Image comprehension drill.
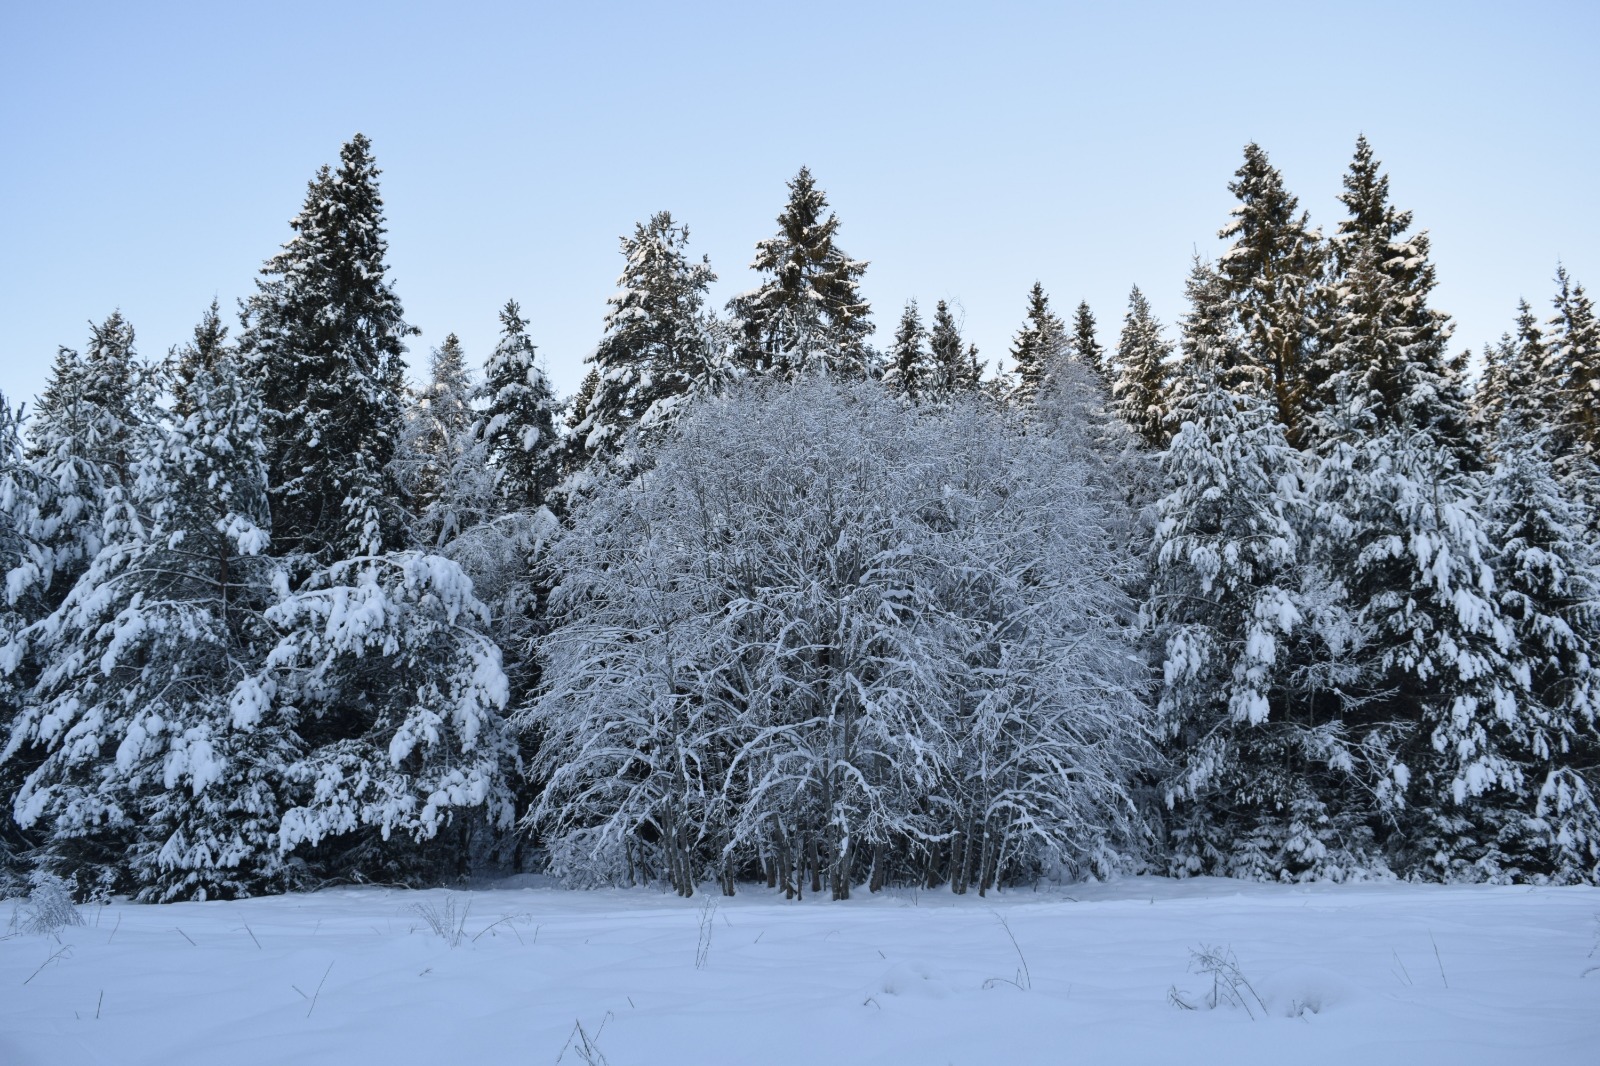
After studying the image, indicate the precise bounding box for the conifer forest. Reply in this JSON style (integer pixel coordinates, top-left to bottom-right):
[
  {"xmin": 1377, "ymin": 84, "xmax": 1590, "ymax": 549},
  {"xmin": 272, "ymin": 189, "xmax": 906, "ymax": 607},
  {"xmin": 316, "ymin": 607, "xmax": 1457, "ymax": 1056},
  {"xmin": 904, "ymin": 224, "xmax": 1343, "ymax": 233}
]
[{"xmin": 6, "ymin": 131, "xmax": 1600, "ymax": 907}]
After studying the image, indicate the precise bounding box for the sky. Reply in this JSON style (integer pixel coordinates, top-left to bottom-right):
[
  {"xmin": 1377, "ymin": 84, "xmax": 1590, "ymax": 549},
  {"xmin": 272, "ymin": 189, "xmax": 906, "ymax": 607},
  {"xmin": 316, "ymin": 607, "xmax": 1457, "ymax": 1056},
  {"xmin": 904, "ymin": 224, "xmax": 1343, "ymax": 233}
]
[{"xmin": 2, "ymin": 0, "xmax": 1596, "ymax": 407}]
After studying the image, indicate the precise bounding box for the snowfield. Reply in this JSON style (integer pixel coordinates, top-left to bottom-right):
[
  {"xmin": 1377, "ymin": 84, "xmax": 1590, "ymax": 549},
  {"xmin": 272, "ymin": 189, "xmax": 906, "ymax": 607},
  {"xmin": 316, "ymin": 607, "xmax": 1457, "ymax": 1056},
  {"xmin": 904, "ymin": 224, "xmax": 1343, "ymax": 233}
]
[{"xmin": 2, "ymin": 877, "xmax": 1596, "ymax": 1065}]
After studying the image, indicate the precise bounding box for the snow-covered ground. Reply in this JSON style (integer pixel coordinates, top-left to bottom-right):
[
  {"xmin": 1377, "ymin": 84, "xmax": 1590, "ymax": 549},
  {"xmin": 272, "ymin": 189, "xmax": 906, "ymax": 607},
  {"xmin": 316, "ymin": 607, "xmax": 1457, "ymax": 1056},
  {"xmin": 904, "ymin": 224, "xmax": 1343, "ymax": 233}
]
[{"xmin": 1, "ymin": 876, "xmax": 1595, "ymax": 1065}]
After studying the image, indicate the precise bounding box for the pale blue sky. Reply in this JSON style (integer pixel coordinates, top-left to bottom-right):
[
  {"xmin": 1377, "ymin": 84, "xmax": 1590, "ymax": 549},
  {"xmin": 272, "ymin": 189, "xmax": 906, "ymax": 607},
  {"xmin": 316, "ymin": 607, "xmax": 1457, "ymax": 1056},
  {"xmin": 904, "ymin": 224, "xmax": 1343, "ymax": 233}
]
[{"xmin": 2, "ymin": 1, "xmax": 1595, "ymax": 406}]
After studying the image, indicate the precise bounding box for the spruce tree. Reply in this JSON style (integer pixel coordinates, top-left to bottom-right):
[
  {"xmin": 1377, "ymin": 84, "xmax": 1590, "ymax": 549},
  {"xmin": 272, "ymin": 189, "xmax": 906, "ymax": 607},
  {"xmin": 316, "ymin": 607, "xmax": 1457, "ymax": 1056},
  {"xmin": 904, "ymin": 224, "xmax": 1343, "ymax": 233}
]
[
  {"xmin": 727, "ymin": 167, "xmax": 872, "ymax": 379},
  {"xmin": 15, "ymin": 313, "xmax": 147, "ymax": 609},
  {"xmin": 1308, "ymin": 321, "xmax": 1523, "ymax": 876},
  {"xmin": 0, "ymin": 395, "xmax": 38, "ymax": 885},
  {"xmin": 1477, "ymin": 301, "xmax": 1546, "ymax": 440},
  {"xmin": 927, "ymin": 299, "xmax": 979, "ymax": 400},
  {"xmin": 1007, "ymin": 282, "xmax": 1066, "ymax": 405},
  {"xmin": 1308, "ymin": 136, "xmax": 1474, "ymax": 460},
  {"xmin": 1179, "ymin": 258, "xmax": 1271, "ymax": 400},
  {"xmin": 257, "ymin": 548, "xmax": 518, "ymax": 885},
  {"xmin": 240, "ymin": 133, "xmax": 415, "ymax": 564},
  {"xmin": 560, "ymin": 368, "xmax": 600, "ymax": 484},
  {"xmin": 478, "ymin": 300, "xmax": 560, "ymax": 511},
  {"xmin": 1483, "ymin": 426, "xmax": 1600, "ymax": 881},
  {"xmin": 2, "ymin": 343, "xmax": 290, "ymax": 900},
  {"xmin": 884, "ymin": 299, "xmax": 928, "ymax": 402},
  {"xmin": 1070, "ymin": 300, "xmax": 1106, "ymax": 380},
  {"xmin": 1215, "ymin": 143, "xmax": 1323, "ymax": 441},
  {"xmin": 170, "ymin": 300, "xmax": 230, "ymax": 418},
  {"xmin": 1300, "ymin": 149, "xmax": 1538, "ymax": 875},
  {"xmin": 1543, "ymin": 267, "xmax": 1600, "ymax": 512},
  {"xmin": 579, "ymin": 212, "xmax": 725, "ymax": 469},
  {"xmin": 1111, "ymin": 286, "xmax": 1172, "ymax": 448},
  {"xmin": 1153, "ymin": 284, "xmax": 1364, "ymax": 878},
  {"xmin": 962, "ymin": 345, "xmax": 984, "ymax": 393},
  {"xmin": 0, "ymin": 394, "xmax": 34, "ymax": 626},
  {"xmin": 399, "ymin": 333, "xmax": 492, "ymax": 549}
]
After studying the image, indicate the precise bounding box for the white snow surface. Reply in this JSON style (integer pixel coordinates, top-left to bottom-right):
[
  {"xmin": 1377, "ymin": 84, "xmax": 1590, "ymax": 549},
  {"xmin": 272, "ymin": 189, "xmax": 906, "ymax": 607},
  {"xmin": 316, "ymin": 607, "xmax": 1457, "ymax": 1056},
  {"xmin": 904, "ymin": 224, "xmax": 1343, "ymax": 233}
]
[{"xmin": 1, "ymin": 876, "xmax": 1595, "ymax": 1065}]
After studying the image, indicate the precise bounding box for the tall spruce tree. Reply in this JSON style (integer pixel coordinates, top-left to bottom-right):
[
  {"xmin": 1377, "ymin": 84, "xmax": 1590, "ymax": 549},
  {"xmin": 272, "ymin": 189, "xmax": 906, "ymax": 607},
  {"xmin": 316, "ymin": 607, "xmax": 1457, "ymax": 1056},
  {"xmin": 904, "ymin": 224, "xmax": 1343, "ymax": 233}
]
[
  {"xmin": 1308, "ymin": 137, "xmax": 1474, "ymax": 460},
  {"xmin": 578, "ymin": 212, "xmax": 726, "ymax": 469},
  {"xmin": 1111, "ymin": 286, "xmax": 1172, "ymax": 448},
  {"xmin": 727, "ymin": 167, "xmax": 872, "ymax": 379},
  {"xmin": 1007, "ymin": 282, "xmax": 1066, "ymax": 405},
  {"xmin": 1482, "ymin": 425, "xmax": 1600, "ymax": 881},
  {"xmin": 1216, "ymin": 143, "xmax": 1323, "ymax": 441},
  {"xmin": 884, "ymin": 299, "xmax": 928, "ymax": 401},
  {"xmin": 1307, "ymin": 251, "xmax": 1527, "ymax": 876},
  {"xmin": 1152, "ymin": 273, "xmax": 1369, "ymax": 878},
  {"xmin": 240, "ymin": 133, "xmax": 416, "ymax": 564},
  {"xmin": 478, "ymin": 300, "xmax": 560, "ymax": 511},
  {"xmin": 1301, "ymin": 155, "xmax": 1523, "ymax": 873}
]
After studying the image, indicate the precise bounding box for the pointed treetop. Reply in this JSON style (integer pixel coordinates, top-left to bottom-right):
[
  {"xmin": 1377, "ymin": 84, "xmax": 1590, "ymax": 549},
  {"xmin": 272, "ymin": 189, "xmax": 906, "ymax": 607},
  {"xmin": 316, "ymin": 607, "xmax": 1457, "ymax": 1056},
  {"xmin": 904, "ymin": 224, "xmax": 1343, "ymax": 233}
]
[
  {"xmin": 927, "ymin": 299, "xmax": 980, "ymax": 399},
  {"xmin": 1070, "ymin": 300, "xmax": 1105, "ymax": 379},
  {"xmin": 431, "ymin": 333, "xmax": 469, "ymax": 390},
  {"xmin": 1216, "ymin": 142, "xmax": 1324, "ymax": 441},
  {"xmin": 1113, "ymin": 285, "xmax": 1173, "ymax": 449},
  {"xmin": 885, "ymin": 299, "xmax": 928, "ymax": 401},
  {"xmin": 729, "ymin": 167, "xmax": 872, "ymax": 378},
  {"xmin": 1334, "ymin": 135, "xmax": 1411, "ymax": 254},
  {"xmin": 172, "ymin": 299, "xmax": 231, "ymax": 416},
  {"xmin": 1009, "ymin": 282, "xmax": 1066, "ymax": 405},
  {"xmin": 1544, "ymin": 265, "xmax": 1600, "ymax": 501},
  {"xmin": 581, "ymin": 210, "xmax": 725, "ymax": 469},
  {"xmin": 480, "ymin": 298, "xmax": 559, "ymax": 512},
  {"xmin": 241, "ymin": 133, "xmax": 414, "ymax": 562}
]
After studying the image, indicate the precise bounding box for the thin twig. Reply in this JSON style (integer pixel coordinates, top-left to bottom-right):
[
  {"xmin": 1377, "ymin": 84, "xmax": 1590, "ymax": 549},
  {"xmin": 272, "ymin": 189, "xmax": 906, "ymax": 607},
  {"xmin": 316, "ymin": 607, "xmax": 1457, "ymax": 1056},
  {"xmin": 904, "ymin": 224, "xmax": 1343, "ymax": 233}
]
[
  {"xmin": 306, "ymin": 961, "xmax": 334, "ymax": 1018},
  {"xmin": 96, "ymin": 989, "xmax": 103, "ymax": 1019},
  {"xmin": 242, "ymin": 923, "xmax": 262, "ymax": 950},
  {"xmin": 1429, "ymin": 931, "xmax": 1448, "ymax": 988},
  {"xmin": 175, "ymin": 927, "xmax": 196, "ymax": 947},
  {"xmin": 471, "ymin": 914, "xmax": 525, "ymax": 943},
  {"xmin": 106, "ymin": 913, "xmax": 121, "ymax": 945},
  {"xmin": 991, "ymin": 912, "xmax": 1031, "ymax": 990},
  {"xmin": 22, "ymin": 945, "xmax": 71, "ymax": 986}
]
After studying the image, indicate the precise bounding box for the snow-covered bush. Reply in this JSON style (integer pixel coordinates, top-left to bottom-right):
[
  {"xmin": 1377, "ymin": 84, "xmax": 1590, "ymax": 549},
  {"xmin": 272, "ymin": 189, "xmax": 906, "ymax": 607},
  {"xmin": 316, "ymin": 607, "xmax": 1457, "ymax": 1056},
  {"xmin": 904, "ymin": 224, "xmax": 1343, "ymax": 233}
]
[
  {"xmin": 7, "ymin": 872, "xmax": 83, "ymax": 935},
  {"xmin": 525, "ymin": 378, "xmax": 1152, "ymax": 897}
]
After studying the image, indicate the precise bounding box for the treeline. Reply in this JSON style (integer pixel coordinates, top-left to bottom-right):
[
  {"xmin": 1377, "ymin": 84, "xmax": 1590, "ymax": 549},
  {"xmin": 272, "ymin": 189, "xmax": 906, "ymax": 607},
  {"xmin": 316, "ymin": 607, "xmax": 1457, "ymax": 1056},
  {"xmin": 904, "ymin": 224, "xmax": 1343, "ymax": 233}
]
[{"xmin": 0, "ymin": 133, "xmax": 1595, "ymax": 902}]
